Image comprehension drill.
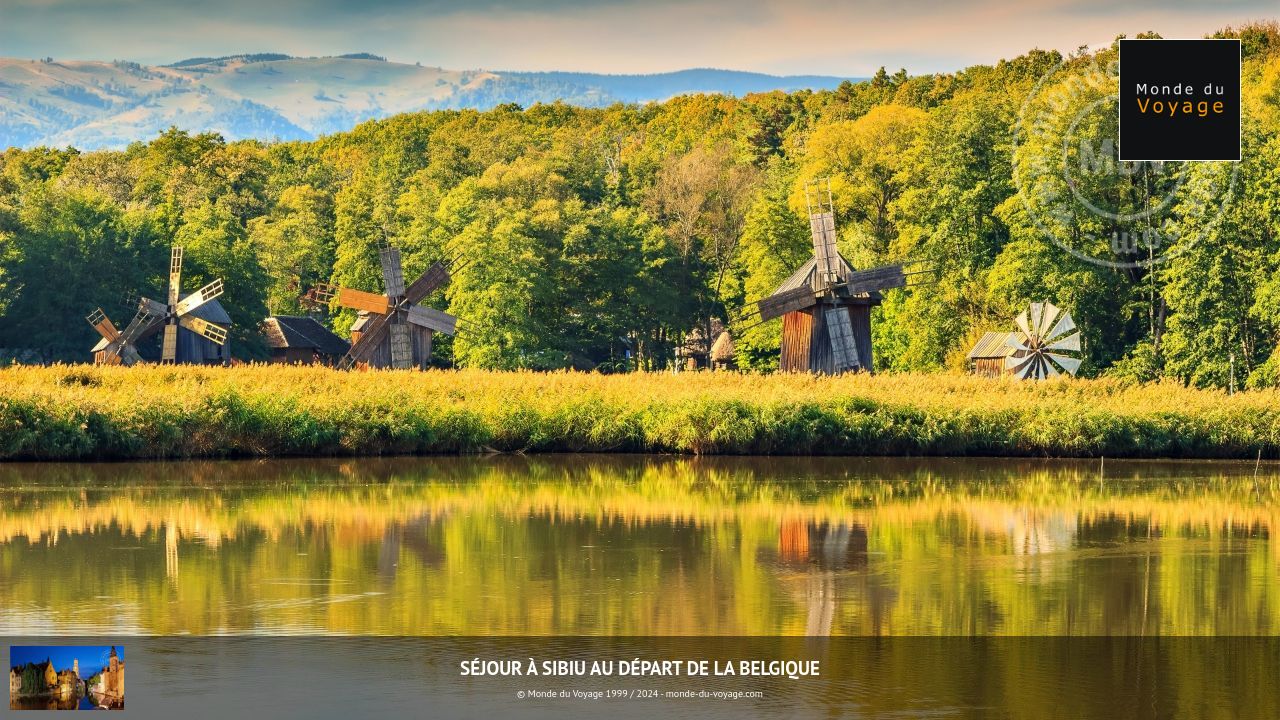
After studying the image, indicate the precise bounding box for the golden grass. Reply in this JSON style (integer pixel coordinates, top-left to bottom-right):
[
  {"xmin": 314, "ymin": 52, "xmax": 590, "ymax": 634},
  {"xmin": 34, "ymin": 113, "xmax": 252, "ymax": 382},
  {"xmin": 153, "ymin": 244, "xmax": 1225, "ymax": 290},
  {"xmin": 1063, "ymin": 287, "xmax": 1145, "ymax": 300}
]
[{"xmin": 2, "ymin": 364, "xmax": 1279, "ymax": 459}]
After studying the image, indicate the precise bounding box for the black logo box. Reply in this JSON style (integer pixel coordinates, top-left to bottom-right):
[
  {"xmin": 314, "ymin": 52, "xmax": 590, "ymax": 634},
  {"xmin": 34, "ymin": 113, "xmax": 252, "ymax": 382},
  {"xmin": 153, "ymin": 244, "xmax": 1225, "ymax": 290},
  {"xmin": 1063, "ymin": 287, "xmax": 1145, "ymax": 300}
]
[{"xmin": 1119, "ymin": 38, "xmax": 1241, "ymax": 162}]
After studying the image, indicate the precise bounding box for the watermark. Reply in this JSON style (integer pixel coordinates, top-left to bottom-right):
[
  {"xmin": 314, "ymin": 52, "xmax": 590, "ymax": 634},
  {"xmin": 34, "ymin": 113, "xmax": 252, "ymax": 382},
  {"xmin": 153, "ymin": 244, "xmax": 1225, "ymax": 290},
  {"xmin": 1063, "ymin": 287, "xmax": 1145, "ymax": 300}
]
[{"xmin": 1013, "ymin": 50, "xmax": 1238, "ymax": 269}]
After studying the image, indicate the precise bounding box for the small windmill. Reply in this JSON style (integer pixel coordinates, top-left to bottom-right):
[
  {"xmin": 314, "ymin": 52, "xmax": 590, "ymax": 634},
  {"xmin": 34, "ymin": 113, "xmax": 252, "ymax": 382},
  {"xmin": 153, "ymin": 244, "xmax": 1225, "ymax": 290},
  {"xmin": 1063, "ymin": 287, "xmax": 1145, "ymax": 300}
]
[
  {"xmin": 86, "ymin": 247, "xmax": 229, "ymax": 365},
  {"xmin": 753, "ymin": 180, "xmax": 928, "ymax": 374},
  {"xmin": 308, "ymin": 243, "xmax": 456, "ymax": 369},
  {"xmin": 1003, "ymin": 301, "xmax": 1082, "ymax": 379}
]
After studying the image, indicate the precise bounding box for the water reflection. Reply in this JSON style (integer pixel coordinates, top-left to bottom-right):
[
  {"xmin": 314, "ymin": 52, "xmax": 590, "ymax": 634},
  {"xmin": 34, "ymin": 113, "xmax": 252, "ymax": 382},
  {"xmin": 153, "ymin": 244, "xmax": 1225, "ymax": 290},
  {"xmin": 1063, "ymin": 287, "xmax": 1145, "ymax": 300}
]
[{"xmin": 0, "ymin": 456, "xmax": 1277, "ymax": 636}]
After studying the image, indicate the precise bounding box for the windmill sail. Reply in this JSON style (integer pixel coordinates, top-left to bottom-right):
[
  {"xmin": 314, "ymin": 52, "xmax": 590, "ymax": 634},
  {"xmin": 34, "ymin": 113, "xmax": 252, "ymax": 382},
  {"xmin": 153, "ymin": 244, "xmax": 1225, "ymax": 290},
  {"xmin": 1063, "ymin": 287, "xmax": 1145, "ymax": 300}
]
[
  {"xmin": 406, "ymin": 305, "xmax": 457, "ymax": 335},
  {"xmin": 380, "ymin": 246, "xmax": 406, "ymax": 299},
  {"xmin": 1003, "ymin": 301, "xmax": 1082, "ymax": 380},
  {"xmin": 388, "ymin": 322, "xmax": 414, "ymax": 369},
  {"xmin": 168, "ymin": 247, "xmax": 183, "ymax": 307},
  {"xmin": 825, "ymin": 307, "xmax": 860, "ymax": 372},
  {"xmin": 810, "ymin": 212, "xmax": 841, "ymax": 285}
]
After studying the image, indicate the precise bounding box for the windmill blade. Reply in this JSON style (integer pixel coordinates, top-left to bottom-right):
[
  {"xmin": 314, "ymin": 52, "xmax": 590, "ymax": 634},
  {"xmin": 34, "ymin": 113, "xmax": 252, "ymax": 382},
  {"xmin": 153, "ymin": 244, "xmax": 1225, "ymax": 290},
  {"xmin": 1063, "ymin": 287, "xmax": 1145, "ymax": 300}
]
[
  {"xmin": 824, "ymin": 307, "xmax": 860, "ymax": 372},
  {"xmin": 810, "ymin": 211, "xmax": 841, "ymax": 285},
  {"xmin": 119, "ymin": 304, "xmax": 163, "ymax": 344},
  {"xmin": 1003, "ymin": 333, "xmax": 1032, "ymax": 352},
  {"xmin": 343, "ymin": 312, "xmax": 392, "ymax": 367},
  {"xmin": 86, "ymin": 308, "xmax": 121, "ymax": 343},
  {"xmin": 1046, "ymin": 353, "xmax": 1082, "ymax": 376},
  {"xmin": 388, "ymin": 321, "xmax": 413, "ymax": 369},
  {"xmin": 1029, "ymin": 302, "xmax": 1044, "ymax": 339},
  {"xmin": 1041, "ymin": 357, "xmax": 1061, "ymax": 379},
  {"xmin": 1005, "ymin": 353, "xmax": 1036, "ymax": 372},
  {"xmin": 844, "ymin": 264, "xmax": 907, "ymax": 294},
  {"xmin": 1044, "ymin": 311, "xmax": 1076, "ymax": 343},
  {"xmin": 404, "ymin": 262, "xmax": 451, "ymax": 305},
  {"xmin": 379, "ymin": 246, "xmax": 406, "ymax": 299},
  {"xmin": 334, "ymin": 287, "xmax": 391, "ymax": 315},
  {"xmin": 405, "ymin": 305, "xmax": 457, "ymax": 335},
  {"xmin": 1014, "ymin": 309, "xmax": 1031, "ymax": 337},
  {"xmin": 757, "ymin": 286, "xmax": 818, "ymax": 321},
  {"xmin": 1037, "ymin": 302, "xmax": 1060, "ymax": 338},
  {"xmin": 1044, "ymin": 331, "xmax": 1081, "ymax": 353},
  {"xmin": 174, "ymin": 278, "xmax": 224, "ymax": 316},
  {"xmin": 178, "ymin": 315, "xmax": 229, "ymax": 345},
  {"xmin": 168, "ymin": 247, "xmax": 184, "ymax": 307},
  {"xmin": 138, "ymin": 296, "xmax": 168, "ymax": 317},
  {"xmin": 161, "ymin": 324, "xmax": 178, "ymax": 363}
]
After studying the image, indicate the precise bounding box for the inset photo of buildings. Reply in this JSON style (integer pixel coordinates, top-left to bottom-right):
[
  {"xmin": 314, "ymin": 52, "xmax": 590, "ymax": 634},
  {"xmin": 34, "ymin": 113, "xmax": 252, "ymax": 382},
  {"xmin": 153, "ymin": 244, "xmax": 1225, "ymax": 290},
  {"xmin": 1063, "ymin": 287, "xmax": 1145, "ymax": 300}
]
[{"xmin": 9, "ymin": 645, "xmax": 124, "ymax": 711}]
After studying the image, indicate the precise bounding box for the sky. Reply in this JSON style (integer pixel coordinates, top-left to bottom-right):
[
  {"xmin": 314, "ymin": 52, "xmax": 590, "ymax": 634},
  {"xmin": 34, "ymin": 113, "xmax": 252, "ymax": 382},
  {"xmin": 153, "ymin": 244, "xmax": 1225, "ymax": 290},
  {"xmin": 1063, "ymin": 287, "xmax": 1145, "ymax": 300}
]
[
  {"xmin": 10, "ymin": 645, "xmax": 123, "ymax": 676},
  {"xmin": 0, "ymin": 0, "xmax": 1273, "ymax": 75}
]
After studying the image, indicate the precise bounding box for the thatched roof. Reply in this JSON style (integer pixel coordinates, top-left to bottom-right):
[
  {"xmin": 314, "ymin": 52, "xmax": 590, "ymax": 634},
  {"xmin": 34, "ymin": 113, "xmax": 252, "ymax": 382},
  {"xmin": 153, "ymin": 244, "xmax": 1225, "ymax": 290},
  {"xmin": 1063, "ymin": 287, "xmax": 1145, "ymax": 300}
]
[{"xmin": 710, "ymin": 331, "xmax": 734, "ymax": 362}]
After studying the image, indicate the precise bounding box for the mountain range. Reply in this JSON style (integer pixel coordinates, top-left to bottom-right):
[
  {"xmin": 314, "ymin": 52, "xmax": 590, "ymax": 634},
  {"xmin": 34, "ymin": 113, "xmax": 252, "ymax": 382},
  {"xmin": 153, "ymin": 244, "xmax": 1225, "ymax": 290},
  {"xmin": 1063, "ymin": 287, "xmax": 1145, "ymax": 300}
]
[{"xmin": 0, "ymin": 53, "xmax": 855, "ymax": 149}]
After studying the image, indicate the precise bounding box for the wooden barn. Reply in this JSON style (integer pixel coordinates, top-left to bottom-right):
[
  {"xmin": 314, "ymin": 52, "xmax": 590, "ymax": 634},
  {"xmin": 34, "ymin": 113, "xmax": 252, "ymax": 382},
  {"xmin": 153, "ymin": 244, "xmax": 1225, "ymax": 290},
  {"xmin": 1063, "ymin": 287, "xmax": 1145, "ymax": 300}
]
[
  {"xmin": 91, "ymin": 299, "xmax": 232, "ymax": 365},
  {"xmin": 966, "ymin": 331, "xmax": 1020, "ymax": 377},
  {"xmin": 261, "ymin": 315, "xmax": 350, "ymax": 365}
]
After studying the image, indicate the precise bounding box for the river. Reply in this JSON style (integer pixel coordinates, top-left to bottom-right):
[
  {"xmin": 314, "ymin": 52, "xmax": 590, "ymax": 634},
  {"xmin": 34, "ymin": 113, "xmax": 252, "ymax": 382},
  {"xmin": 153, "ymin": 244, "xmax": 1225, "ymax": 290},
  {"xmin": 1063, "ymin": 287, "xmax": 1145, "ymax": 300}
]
[{"xmin": 1, "ymin": 455, "xmax": 1276, "ymax": 636}]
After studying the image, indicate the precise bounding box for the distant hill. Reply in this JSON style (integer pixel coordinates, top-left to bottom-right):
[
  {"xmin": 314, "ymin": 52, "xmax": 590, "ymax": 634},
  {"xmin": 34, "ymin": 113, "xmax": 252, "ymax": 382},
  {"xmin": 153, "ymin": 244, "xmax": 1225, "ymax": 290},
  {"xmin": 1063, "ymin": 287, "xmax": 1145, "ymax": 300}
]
[{"xmin": 0, "ymin": 54, "xmax": 858, "ymax": 149}]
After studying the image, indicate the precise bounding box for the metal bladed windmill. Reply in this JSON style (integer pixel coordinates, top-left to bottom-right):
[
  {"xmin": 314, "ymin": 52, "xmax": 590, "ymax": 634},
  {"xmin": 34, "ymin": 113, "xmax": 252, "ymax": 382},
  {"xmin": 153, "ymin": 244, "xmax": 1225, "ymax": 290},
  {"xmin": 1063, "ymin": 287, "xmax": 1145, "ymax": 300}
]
[
  {"xmin": 86, "ymin": 246, "xmax": 229, "ymax": 365},
  {"xmin": 309, "ymin": 243, "xmax": 457, "ymax": 369},
  {"xmin": 1004, "ymin": 301, "xmax": 1082, "ymax": 379},
  {"xmin": 752, "ymin": 179, "xmax": 930, "ymax": 374}
]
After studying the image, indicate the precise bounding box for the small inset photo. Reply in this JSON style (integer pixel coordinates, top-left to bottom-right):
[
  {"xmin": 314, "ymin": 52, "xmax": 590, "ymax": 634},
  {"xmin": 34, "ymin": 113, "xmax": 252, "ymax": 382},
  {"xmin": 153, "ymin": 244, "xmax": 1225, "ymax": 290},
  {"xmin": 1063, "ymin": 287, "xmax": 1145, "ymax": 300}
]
[{"xmin": 9, "ymin": 645, "xmax": 124, "ymax": 711}]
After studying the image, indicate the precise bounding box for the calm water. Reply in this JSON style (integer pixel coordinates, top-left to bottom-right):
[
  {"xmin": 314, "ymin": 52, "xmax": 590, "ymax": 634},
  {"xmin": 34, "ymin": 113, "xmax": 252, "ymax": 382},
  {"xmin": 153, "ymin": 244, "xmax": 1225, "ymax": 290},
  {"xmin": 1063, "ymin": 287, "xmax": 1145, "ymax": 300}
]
[{"xmin": 1, "ymin": 456, "xmax": 1277, "ymax": 636}]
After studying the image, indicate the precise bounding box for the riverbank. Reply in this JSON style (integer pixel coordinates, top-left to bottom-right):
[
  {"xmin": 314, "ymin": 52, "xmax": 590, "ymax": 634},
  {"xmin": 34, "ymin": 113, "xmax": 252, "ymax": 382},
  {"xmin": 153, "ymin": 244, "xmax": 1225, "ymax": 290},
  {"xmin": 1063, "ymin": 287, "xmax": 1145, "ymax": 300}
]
[{"xmin": 1, "ymin": 365, "xmax": 1277, "ymax": 460}]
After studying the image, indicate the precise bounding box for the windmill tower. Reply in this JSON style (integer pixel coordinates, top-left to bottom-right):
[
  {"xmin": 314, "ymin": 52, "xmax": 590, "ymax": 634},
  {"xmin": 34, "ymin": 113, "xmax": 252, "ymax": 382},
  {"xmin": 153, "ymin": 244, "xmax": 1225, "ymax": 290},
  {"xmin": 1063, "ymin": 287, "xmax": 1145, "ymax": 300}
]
[
  {"xmin": 86, "ymin": 246, "xmax": 230, "ymax": 365},
  {"xmin": 309, "ymin": 244, "xmax": 457, "ymax": 369},
  {"xmin": 754, "ymin": 180, "xmax": 924, "ymax": 374}
]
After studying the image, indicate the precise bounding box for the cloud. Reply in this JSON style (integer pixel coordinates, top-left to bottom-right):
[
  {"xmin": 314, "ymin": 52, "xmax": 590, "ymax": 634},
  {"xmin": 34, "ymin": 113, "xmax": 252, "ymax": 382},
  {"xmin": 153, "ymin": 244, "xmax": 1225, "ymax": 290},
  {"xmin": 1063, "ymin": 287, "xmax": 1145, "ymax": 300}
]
[{"xmin": 0, "ymin": 0, "xmax": 1273, "ymax": 74}]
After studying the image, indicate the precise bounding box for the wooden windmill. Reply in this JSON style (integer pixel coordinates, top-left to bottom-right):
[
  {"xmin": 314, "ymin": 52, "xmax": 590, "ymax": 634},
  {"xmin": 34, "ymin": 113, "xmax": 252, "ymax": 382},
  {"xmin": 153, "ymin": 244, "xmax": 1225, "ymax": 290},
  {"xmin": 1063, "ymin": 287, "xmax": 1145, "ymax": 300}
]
[
  {"xmin": 86, "ymin": 247, "xmax": 230, "ymax": 365},
  {"xmin": 309, "ymin": 244, "xmax": 457, "ymax": 369},
  {"xmin": 755, "ymin": 180, "xmax": 925, "ymax": 374}
]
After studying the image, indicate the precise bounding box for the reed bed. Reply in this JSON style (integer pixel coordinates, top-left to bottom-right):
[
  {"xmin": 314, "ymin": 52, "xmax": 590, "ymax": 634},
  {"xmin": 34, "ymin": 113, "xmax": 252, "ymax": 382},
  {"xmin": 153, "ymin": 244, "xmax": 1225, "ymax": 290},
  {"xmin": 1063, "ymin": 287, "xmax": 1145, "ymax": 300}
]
[{"xmin": 1, "ymin": 365, "xmax": 1278, "ymax": 460}]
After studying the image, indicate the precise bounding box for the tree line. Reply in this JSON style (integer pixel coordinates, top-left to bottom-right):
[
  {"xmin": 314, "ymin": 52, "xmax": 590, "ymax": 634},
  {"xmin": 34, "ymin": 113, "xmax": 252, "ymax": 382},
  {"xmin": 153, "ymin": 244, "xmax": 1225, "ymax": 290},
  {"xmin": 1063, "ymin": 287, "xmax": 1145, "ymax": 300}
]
[{"xmin": 1, "ymin": 24, "xmax": 1278, "ymax": 387}]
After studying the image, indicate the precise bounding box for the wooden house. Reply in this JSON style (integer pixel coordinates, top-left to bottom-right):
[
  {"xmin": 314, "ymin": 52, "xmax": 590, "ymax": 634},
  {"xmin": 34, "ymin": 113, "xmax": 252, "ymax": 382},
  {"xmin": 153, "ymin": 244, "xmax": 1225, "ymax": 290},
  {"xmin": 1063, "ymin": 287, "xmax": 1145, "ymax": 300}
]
[{"xmin": 260, "ymin": 316, "xmax": 350, "ymax": 365}]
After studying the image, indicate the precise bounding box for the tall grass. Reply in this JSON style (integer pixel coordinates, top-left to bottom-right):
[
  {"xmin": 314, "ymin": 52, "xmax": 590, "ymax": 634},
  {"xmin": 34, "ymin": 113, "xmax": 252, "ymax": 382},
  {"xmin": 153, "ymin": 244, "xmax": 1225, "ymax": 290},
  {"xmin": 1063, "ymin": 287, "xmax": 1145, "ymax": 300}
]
[{"xmin": 2, "ymin": 365, "xmax": 1279, "ymax": 460}]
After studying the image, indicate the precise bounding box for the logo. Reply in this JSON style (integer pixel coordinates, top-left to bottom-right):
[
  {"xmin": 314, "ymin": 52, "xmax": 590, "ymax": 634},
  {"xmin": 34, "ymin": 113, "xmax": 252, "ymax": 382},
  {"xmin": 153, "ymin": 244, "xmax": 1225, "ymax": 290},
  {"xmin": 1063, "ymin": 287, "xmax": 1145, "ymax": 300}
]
[{"xmin": 1013, "ymin": 45, "xmax": 1238, "ymax": 269}]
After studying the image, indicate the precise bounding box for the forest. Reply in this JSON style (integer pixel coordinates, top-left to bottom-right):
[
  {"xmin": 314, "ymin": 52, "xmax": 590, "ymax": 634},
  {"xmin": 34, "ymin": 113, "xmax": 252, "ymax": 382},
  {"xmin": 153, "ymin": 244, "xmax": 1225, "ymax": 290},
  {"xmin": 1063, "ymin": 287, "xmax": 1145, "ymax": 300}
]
[{"xmin": 1, "ymin": 24, "xmax": 1278, "ymax": 388}]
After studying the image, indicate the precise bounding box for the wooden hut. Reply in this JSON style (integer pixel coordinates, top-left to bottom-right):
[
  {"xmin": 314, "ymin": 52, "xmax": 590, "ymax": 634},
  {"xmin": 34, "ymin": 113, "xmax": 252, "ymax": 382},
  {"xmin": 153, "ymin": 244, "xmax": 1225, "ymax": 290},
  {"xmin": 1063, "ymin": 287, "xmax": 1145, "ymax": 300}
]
[
  {"xmin": 966, "ymin": 331, "xmax": 1020, "ymax": 377},
  {"xmin": 260, "ymin": 316, "xmax": 350, "ymax": 365}
]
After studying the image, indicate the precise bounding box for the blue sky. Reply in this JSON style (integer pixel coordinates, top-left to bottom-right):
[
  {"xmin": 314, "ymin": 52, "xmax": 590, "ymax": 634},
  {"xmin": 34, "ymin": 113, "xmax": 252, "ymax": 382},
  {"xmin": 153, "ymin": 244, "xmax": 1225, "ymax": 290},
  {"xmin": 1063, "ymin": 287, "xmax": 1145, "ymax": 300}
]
[
  {"xmin": 0, "ymin": 0, "xmax": 1273, "ymax": 74},
  {"xmin": 10, "ymin": 645, "xmax": 123, "ymax": 676}
]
